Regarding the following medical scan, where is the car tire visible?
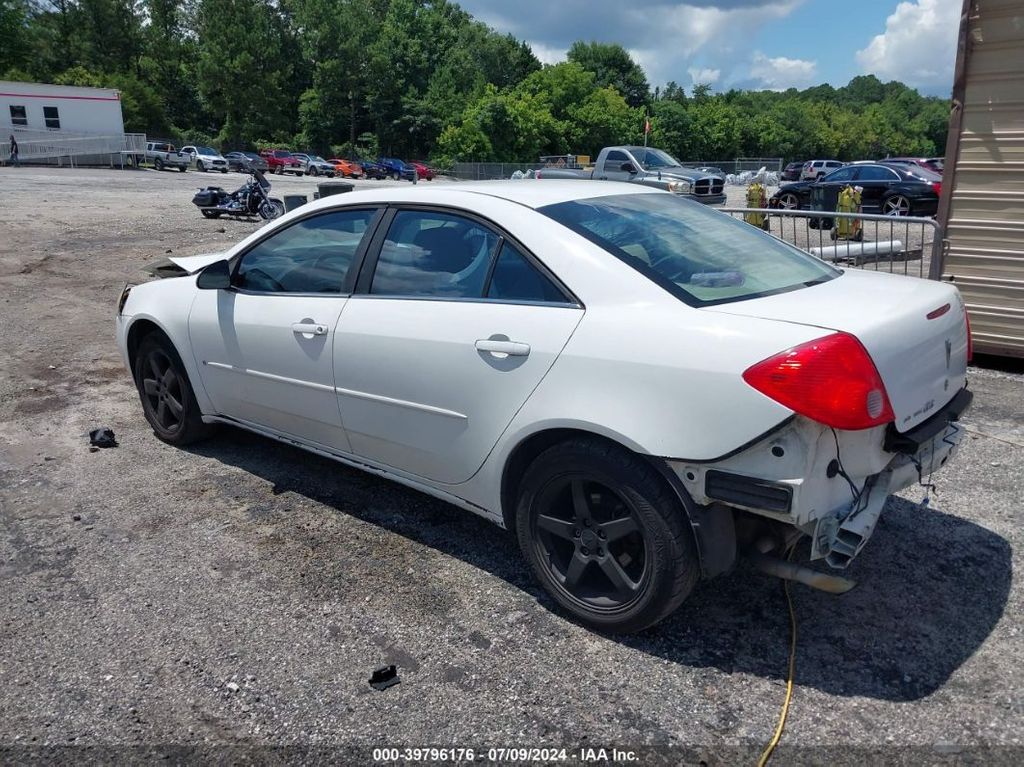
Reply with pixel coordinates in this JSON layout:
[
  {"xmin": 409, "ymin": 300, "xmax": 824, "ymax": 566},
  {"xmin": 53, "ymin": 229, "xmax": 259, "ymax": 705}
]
[
  {"xmin": 515, "ymin": 439, "xmax": 699, "ymax": 634},
  {"xmin": 178, "ymin": 165, "xmax": 186, "ymax": 173},
  {"xmin": 154, "ymin": 158, "xmax": 164, "ymax": 171},
  {"xmin": 883, "ymin": 194, "xmax": 911, "ymax": 216},
  {"xmin": 777, "ymin": 192, "xmax": 799, "ymax": 210},
  {"xmin": 133, "ymin": 333, "xmax": 215, "ymax": 446},
  {"xmin": 220, "ymin": 168, "xmax": 227, "ymax": 174}
]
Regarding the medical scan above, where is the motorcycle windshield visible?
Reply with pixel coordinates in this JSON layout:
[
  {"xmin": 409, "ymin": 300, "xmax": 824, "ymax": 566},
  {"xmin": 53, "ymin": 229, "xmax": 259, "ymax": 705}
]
[{"xmin": 253, "ymin": 168, "xmax": 270, "ymax": 189}]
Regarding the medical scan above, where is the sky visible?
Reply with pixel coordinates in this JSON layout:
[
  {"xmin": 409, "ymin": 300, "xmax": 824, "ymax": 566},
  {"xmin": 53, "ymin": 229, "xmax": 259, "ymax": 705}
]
[{"xmin": 457, "ymin": 0, "xmax": 962, "ymax": 97}]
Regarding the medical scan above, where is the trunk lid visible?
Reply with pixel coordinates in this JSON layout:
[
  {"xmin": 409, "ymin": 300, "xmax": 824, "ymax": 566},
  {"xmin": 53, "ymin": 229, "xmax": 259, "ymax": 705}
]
[{"xmin": 706, "ymin": 269, "xmax": 969, "ymax": 432}]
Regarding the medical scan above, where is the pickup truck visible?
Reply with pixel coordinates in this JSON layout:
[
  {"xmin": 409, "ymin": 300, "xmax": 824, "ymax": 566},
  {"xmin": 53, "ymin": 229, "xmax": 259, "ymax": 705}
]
[
  {"xmin": 145, "ymin": 142, "xmax": 189, "ymax": 172},
  {"xmin": 536, "ymin": 146, "xmax": 726, "ymax": 205},
  {"xmin": 260, "ymin": 149, "xmax": 303, "ymax": 176}
]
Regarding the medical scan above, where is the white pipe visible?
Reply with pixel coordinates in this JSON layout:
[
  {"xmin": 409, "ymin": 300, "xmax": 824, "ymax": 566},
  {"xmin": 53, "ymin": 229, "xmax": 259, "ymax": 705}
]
[{"xmin": 810, "ymin": 240, "xmax": 904, "ymax": 261}]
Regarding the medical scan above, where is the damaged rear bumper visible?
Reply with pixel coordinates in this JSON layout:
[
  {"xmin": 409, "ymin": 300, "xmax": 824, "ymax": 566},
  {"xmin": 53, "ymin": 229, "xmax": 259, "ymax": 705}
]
[{"xmin": 669, "ymin": 387, "xmax": 972, "ymax": 569}]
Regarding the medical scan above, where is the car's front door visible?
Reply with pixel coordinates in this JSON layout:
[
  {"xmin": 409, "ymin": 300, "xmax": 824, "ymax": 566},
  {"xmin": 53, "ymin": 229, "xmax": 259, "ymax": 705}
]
[
  {"xmin": 332, "ymin": 207, "xmax": 584, "ymax": 484},
  {"xmin": 853, "ymin": 165, "xmax": 902, "ymax": 212},
  {"xmin": 815, "ymin": 166, "xmax": 857, "ymax": 210},
  {"xmin": 597, "ymin": 150, "xmax": 634, "ymax": 181},
  {"xmin": 188, "ymin": 207, "xmax": 381, "ymax": 451}
]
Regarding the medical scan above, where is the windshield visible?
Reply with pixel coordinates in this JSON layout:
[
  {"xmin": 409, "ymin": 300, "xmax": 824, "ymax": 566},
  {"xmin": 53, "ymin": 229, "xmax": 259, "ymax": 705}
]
[
  {"xmin": 541, "ymin": 193, "xmax": 838, "ymax": 306},
  {"xmin": 243, "ymin": 152, "xmax": 260, "ymax": 160},
  {"xmin": 310, "ymin": 156, "xmax": 326, "ymax": 163},
  {"xmin": 197, "ymin": 146, "xmax": 218, "ymax": 155},
  {"xmin": 630, "ymin": 148, "xmax": 681, "ymax": 169}
]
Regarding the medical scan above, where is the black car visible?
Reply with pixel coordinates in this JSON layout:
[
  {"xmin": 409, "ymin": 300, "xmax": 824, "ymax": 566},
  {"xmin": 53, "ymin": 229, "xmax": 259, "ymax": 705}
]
[
  {"xmin": 769, "ymin": 162, "xmax": 942, "ymax": 218},
  {"xmin": 224, "ymin": 151, "xmax": 269, "ymax": 173},
  {"xmin": 780, "ymin": 161, "xmax": 804, "ymax": 181}
]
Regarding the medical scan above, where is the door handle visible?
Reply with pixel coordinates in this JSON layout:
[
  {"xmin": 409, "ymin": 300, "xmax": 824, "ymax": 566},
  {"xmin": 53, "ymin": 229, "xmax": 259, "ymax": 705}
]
[
  {"xmin": 292, "ymin": 322, "xmax": 329, "ymax": 336},
  {"xmin": 475, "ymin": 339, "xmax": 530, "ymax": 356}
]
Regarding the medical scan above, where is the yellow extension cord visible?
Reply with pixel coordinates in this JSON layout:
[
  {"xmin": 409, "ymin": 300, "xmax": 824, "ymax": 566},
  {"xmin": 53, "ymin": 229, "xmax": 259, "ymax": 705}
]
[{"xmin": 757, "ymin": 547, "xmax": 798, "ymax": 767}]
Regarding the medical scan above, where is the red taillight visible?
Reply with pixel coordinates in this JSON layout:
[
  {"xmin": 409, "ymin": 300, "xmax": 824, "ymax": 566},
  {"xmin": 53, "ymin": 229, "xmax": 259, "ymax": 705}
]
[
  {"xmin": 742, "ymin": 332, "xmax": 895, "ymax": 430},
  {"xmin": 931, "ymin": 181, "xmax": 942, "ymax": 195},
  {"xmin": 965, "ymin": 311, "xmax": 973, "ymax": 362}
]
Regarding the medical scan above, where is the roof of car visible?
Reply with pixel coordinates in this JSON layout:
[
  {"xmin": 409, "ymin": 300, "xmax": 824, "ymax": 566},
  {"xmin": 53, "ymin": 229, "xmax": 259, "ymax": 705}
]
[{"xmin": 303, "ymin": 180, "xmax": 661, "ymax": 213}]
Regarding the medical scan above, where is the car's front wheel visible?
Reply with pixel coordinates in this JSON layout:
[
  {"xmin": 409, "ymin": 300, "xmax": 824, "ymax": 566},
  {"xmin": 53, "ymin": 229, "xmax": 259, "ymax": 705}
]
[
  {"xmin": 133, "ymin": 333, "xmax": 214, "ymax": 446},
  {"xmin": 776, "ymin": 192, "xmax": 799, "ymax": 210},
  {"xmin": 515, "ymin": 439, "xmax": 699, "ymax": 633}
]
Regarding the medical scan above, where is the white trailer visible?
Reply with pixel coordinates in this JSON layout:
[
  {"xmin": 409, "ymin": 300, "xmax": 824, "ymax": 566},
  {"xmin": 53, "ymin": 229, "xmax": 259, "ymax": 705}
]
[{"xmin": 1, "ymin": 80, "xmax": 125, "ymax": 135}]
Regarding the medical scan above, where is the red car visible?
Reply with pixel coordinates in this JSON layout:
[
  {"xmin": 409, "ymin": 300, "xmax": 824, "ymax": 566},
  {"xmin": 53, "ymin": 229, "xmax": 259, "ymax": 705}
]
[
  {"xmin": 259, "ymin": 149, "xmax": 303, "ymax": 176},
  {"xmin": 408, "ymin": 161, "xmax": 435, "ymax": 181}
]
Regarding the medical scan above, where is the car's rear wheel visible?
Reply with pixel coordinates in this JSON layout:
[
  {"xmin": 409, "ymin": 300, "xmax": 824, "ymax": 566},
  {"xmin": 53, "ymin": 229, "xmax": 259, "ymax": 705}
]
[
  {"xmin": 154, "ymin": 158, "xmax": 164, "ymax": 171},
  {"xmin": 515, "ymin": 439, "xmax": 699, "ymax": 633},
  {"xmin": 178, "ymin": 165, "xmax": 186, "ymax": 173},
  {"xmin": 883, "ymin": 194, "xmax": 911, "ymax": 216},
  {"xmin": 197, "ymin": 160, "xmax": 205, "ymax": 172},
  {"xmin": 133, "ymin": 333, "xmax": 214, "ymax": 446}
]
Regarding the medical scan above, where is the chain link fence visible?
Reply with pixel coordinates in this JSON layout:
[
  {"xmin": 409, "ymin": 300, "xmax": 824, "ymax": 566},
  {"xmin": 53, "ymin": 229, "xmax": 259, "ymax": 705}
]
[{"xmin": 452, "ymin": 157, "xmax": 784, "ymax": 181}]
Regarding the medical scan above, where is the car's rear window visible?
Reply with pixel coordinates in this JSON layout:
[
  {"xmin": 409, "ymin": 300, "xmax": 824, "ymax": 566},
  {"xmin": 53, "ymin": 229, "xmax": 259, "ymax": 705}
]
[{"xmin": 540, "ymin": 193, "xmax": 838, "ymax": 306}]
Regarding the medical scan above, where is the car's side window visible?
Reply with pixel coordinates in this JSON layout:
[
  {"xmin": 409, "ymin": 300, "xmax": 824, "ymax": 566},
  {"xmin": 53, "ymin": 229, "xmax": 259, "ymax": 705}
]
[
  {"xmin": 823, "ymin": 167, "xmax": 855, "ymax": 183},
  {"xmin": 856, "ymin": 166, "xmax": 900, "ymax": 182},
  {"xmin": 235, "ymin": 209, "xmax": 378, "ymax": 294},
  {"xmin": 370, "ymin": 210, "xmax": 500, "ymax": 298},
  {"xmin": 486, "ymin": 242, "xmax": 567, "ymax": 303},
  {"xmin": 605, "ymin": 150, "xmax": 628, "ymax": 163}
]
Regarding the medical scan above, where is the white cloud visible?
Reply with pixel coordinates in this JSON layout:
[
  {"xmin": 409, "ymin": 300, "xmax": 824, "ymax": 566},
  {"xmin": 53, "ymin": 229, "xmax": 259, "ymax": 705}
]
[
  {"xmin": 750, "ymin": 51, "xmax": 817, "ymax": 90},
  {"xmin": 688, "ymin": 67, "xmax": 722, "ymax": 85},
  {"xmin": 855, "ymin": 0, "xmax": 960, "ymax": 91},
  {"xmin": 528, "ymin": 42, "xmax": 567, "ymax": 66},
  {"xmin": 461, "ymin": 0, "xmax": 806, "ymax": 88}
]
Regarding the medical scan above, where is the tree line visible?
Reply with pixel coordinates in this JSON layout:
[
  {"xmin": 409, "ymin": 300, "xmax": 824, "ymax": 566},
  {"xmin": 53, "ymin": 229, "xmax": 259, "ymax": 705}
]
[{"xmin": 1, "ymin": 0, "xmax": 951, "ymax": 165}]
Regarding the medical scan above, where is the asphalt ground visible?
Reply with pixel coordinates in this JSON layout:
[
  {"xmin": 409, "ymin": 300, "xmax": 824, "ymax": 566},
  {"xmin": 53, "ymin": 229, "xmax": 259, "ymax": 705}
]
[{"xmin": 0, "ymin": 167, "xmax": 1021, "ymax": 765}]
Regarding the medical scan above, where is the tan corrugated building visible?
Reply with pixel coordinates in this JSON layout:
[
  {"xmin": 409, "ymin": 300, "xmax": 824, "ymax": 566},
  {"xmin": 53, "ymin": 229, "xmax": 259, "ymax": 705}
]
[{"xmin": 933, "ymin": 0, "xmax": 1024, "ymax": 357}]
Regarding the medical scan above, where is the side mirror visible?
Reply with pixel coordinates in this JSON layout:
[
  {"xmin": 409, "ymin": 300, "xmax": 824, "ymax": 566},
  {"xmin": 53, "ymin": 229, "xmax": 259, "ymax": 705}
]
[
  {"xmin": 196, "ymin": 259, "xmax": 231, "ymax": 290},
  {"xmin": 621, "ymin": 162, "xmax": 637, "ymax": 174}
]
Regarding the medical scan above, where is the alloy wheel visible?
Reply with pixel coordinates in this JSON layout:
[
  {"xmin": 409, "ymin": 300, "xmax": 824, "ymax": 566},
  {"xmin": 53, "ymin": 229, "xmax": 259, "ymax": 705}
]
[
  {"xmin": 140, "ymin": 348, "xmax": 185, "ymax": 432},
  {"xmin": 532, "ymin": 476, "xmax": 649, "ymax": 612},
  {"xmin": 778, "ymin": 193, "xmax": 799, "ymax": 209},
  {"xmin": 884, "ymin": 195, "xmax": 911, "ymax": 216}
]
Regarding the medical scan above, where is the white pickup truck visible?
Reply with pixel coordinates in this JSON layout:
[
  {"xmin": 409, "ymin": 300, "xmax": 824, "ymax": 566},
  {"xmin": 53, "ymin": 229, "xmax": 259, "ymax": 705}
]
[
  {"xmin": 537, "ymin": 145, "xmax": 726, "ymax": 205},
  {"xmin": 145, "ymin": 142, "xmax": 189, "ymax": 172}
]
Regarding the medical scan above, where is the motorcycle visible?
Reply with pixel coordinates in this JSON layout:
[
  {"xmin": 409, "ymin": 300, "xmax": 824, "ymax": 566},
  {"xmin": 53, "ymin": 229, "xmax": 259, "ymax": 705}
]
[{"xmin": 191, "ymin": 169, "xmax": 285, "ymax": 220}]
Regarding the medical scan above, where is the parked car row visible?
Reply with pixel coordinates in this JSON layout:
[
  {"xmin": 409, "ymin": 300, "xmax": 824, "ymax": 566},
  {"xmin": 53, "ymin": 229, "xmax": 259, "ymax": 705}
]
[
  {"xmin": 146, "ymin": 142, "xmax": 441, "ymax": 181},
  {"xmin": 769, "ymin": 160, "xmax": 943, "ymax": 218},
  {"xmin": 780, "ymin": 156, "xmax": 945, "ymax": 183}
]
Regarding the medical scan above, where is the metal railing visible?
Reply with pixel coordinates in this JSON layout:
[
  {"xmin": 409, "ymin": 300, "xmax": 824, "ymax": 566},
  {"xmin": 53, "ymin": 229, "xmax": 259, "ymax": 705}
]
[
  {"xmin": 719, "ymin": 207, "xmax": 940, "ymax": 279},
  {"xmin": 1, "ymin": 130, "xmax": 147, "ymax": 167}
]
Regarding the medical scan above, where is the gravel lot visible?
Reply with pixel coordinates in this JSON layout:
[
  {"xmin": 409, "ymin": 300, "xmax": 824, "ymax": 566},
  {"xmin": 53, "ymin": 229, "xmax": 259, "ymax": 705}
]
[{"xmin": 0, "ymin": 167, "xmax": 1021, "ymax": 765}]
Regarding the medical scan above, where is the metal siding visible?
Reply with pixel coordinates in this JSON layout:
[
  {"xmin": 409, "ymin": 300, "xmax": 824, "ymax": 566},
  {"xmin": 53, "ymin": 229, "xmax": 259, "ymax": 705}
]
[{"xmin": 941, "ymin": 1, "xmax": 1024, "ymax": 356}]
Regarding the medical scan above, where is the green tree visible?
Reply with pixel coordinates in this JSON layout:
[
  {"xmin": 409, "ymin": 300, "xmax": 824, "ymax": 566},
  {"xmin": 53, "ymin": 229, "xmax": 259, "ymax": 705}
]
[
  {"xmin": 567, "ymin": 40, "xmax": 650, "ymax": 108},
  {"xmin": 196, "ymin": 0, "xmax": 293, "ymax": 147}
]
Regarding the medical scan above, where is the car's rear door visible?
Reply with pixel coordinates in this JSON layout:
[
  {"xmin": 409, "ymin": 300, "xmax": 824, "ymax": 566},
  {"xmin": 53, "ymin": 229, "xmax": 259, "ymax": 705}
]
[
  {"xmin": 332, "ymin": 206, "xmax": 584, "ymax": 484},
  {"xmin": 188, "ymin": 207, "xmax": 381, "ymax": 451}
]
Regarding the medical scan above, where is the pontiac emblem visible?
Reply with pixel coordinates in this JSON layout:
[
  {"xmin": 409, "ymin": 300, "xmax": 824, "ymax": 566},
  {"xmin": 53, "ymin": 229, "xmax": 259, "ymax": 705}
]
[{"xmin": 945, "ymin": 338, "xmax": 952, "ymax": 369}]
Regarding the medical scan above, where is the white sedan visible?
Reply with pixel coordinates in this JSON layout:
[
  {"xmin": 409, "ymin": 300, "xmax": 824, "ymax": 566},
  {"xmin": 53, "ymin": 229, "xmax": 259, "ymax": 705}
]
[{"xmin": 116, "ymin": 181, "xmax": 971, "ymax": 633}]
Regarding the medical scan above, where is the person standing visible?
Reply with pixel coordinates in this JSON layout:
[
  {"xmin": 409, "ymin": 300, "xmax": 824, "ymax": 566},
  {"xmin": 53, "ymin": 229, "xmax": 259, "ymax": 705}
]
[{"xmin": 8, "ymin": 134, "xmax": 18, "ymax": 167}]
